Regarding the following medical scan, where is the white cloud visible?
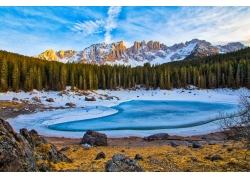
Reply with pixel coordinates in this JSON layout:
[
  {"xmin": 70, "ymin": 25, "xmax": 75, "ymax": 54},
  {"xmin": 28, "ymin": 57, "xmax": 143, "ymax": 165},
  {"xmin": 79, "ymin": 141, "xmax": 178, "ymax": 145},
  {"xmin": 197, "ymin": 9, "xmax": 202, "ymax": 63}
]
[
  {"xmin": 104, "ymin": 6, "xmax": 122, "ymax": 43},
  {"xmin": 71, "ymin": 20, "xmax": 105, "ymax": 35},
  {"xmin": 71, "ymin": 6, "xmax": 122, "ymax": 43},
  {"xmin": 116, "ymin": 7, "xmax": 250, "ymax": 47}
]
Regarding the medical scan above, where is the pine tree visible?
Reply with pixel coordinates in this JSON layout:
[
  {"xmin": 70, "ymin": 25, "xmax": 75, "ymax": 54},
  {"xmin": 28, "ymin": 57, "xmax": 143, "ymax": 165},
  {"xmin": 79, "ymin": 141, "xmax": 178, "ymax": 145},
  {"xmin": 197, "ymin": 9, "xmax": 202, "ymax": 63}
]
[
  {"xmin": 36, "ymin": 68, "xmax": 42, "ymax": 91},
  {"xmin": 222, "ymin": 73, "xmax": 226, "ymax": 88},
  {"xmin": 60, "ymin": 66, "xmax": 67, "ymax": 90},
  {"xmin": 70, "ymin": 71, "xmax": 75, "ymax": 90},
  {"xmin": 0, "ymin": 58, "xmax": 8, "ymax": 92},
  {"xmin": 12, "ymin": 63, "xmax": 20, "ymax": 91},
  {"xmin": 159, "ymin": 71, "xmax": 164, "ymax": 89},
  {"xmin": 101, "ymin": 70, "xmax": 106, "ymax": 90},
  {"xmin": 235, "ymin": 65, "xmax": 240, "ymax": 88}
]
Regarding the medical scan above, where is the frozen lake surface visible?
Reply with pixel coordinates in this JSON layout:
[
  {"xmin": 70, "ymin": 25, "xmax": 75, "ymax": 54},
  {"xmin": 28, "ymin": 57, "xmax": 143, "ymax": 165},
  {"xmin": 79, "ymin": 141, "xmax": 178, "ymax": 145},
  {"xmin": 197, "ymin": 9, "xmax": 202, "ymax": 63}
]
[
  {"xmin": 8, "ymin": 100, "xmax": 238, "ymax": 138},
  {"xmin": 49, "ymin": 100, "xmax": 237, "ymax": 137}
]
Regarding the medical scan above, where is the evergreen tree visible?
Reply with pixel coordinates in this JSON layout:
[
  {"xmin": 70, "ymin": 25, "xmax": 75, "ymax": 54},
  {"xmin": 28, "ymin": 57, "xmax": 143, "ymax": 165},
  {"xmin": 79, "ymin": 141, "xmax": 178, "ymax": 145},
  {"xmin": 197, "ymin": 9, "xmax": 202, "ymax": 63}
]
[
  {"xmin": 0, "ymin": 58, "xmax": 8, "ymax": 92},
  {"xmin": 12, "ymin": 63, "xmax": 20, "ymax": 91}
]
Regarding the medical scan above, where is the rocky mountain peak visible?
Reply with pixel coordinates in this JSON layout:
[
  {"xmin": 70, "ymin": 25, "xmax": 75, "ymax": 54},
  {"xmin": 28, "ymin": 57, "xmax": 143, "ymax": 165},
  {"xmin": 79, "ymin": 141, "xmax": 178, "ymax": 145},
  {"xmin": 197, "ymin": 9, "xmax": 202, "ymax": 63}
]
[{"xmin": 35, "ymin": 39, "xmax": 247, "ymax": 67}]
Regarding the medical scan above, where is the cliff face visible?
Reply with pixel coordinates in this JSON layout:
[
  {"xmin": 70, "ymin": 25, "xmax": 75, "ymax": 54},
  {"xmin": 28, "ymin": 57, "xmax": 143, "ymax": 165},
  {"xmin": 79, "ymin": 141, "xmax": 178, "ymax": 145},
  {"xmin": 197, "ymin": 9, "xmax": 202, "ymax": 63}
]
[
  {"xmin": 36, "ymin": 49, "xmax": 76, "ymax": 62},
  {"xmin": 0, "ymin": 118, "xmax": 71, "ymax": 172},
  {"xmin": 78, "ymin": 41, "xmax": 129, "ymax": 64},
  {"xmin": 35, "ymin": 39, "xmax": 246, "ymax": 66}
]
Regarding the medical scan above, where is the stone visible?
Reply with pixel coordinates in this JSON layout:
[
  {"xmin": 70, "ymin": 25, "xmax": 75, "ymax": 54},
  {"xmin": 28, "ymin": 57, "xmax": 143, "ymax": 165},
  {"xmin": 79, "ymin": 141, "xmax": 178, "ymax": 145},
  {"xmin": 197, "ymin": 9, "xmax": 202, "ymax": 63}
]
[
  {"xmin": 192, "ymin": 141, "xmax": 202, "ymax": 148},
  {"xmin": 80, "ymin": 130, "xmax": 107, "ymax": 146},
  {"xmin": 12, "ymin": 97, "xmax": 19, "ymax": 101},
  {"xmin": 46, "ymin": 98, "xmax": 54, "ymax": 102},
  {"xmin": 170, "ymin": 141, "xmax": 179, "ymax": 147},
  {"xmin": 60, "ymin": 146, "xmax": 70, "ymax": 151},
  {"xmin": 143, "ymin": 133, "xmax": 169, "ymax": 141},
  {"xmin": 211, "ymin": 154, "xmax": 222, "ymax": 161},
  {"xmin": 65, "ymin": 102, "xmax": 76, "ymax": 107},
  {"xmin": 32, "ymin": 96, "xmax": 41, "ymax": 103},
  {"xmin": 191, "ymin": 157, "xmax": 198, "ymax": 162},
  {"xmin": 95, "ymin": 152, "xmax": 106, "ymax": 160},
  {"xmin": 82, "ymin": 143, "xmax": 91, "ymax": 150},
  {"xmin": 85, "ymin": 96, "xmax": 96, "ymax": 101},
  {"xmin": 134, "ymin": 154, "xmax": 143, "ymax": 160},
  {"xmin": 105, "ymin": 154, "xmax": 143, "ymax": 172}
]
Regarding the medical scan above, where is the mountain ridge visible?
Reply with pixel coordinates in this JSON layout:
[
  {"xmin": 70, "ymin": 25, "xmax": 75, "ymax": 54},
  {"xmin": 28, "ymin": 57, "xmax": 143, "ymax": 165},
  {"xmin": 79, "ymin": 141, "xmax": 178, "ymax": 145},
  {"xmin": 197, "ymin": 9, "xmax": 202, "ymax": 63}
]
[{"xmin": 35, "ymin": 39, "xmax": 246, "ymax": 67}]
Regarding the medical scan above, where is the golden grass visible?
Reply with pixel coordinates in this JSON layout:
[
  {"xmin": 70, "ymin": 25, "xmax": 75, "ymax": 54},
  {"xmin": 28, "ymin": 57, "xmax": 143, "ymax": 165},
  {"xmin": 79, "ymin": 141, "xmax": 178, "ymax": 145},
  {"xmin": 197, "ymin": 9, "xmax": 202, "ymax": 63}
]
[
  {"xmin": 0, "ymin": 101, "xmax": 24, "ymax": 109},
  {"xmin": 53, "ymin": 141, "xmax": 250, "ymax": 172}
]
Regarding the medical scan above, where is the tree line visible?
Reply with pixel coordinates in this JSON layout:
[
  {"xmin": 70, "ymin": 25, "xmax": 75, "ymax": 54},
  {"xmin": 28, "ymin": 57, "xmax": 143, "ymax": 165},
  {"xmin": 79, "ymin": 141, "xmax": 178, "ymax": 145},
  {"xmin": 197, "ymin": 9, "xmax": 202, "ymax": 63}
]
[{"xmin": 0, "ymin": 47, "xmax": 250, "ymax": 92}]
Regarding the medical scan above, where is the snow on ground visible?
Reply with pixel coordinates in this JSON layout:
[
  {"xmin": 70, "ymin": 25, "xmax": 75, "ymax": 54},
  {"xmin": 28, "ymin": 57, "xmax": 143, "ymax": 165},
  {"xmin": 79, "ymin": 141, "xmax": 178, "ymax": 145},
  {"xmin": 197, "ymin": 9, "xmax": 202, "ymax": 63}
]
[{"xmin": 1, "ymin": 86, "xmax": 249, "ymax": 138}]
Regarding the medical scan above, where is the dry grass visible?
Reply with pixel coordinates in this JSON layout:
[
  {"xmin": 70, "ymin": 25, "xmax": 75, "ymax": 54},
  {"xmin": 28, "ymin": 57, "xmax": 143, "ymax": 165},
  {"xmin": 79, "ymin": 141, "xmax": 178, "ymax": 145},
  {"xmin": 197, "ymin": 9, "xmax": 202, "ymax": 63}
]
[
  {"xmin": 0, "ymin": 100, "xmax": 24, "ymax": 109},
  {"xmin": 52, "ymin": 141, "xmax": 250, "ymax": 172}
]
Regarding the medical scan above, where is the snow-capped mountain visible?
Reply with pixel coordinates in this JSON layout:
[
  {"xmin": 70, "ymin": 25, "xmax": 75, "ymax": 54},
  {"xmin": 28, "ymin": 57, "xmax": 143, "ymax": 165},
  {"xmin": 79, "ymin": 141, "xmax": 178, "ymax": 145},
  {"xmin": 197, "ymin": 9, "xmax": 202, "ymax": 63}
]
[{"xmin": 35, "ymin": 39, "xmax": 246, "ymax": 67}]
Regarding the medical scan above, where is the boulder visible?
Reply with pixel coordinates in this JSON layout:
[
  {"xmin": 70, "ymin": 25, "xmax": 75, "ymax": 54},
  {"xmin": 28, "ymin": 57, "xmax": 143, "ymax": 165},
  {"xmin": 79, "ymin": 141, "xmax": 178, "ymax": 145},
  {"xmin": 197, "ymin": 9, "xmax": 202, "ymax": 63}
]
[
  {"xmin": 134, "ymin": 154, "xmax": 143, "ymax": 160},
  {"xmin": 143, "ymin": 133, "xmax": 170, "ymax": 141},
  {"xmin": 85, "ymin": 96, "xmax": 96, "ymax": 101},
  {"xmin": 12, "ymin": 97, "xmax": 19, "ymax": 101},
  {"xmin": 105, "ymin": 154, "xmax": 143, "ymax": 172},
  {"xmin": 32, "ymin": 96, "xmax": 41, "ymax": 103},
  {"xmin": 170, "ymin": 141, "xmax": 179, "ymax": 147},
  {"xmin": 0, "ymin": 118, "xmax": 72, "ymax": 172},
  {"xmin": 80, "ymin": 130, "xmax": 107, "ymax": 146},
  {"xmin": 60, "ymin": 146, "xmax": 70, "ymax": 151},
  {"xmin": 65, "ymin": 102, "xmax": 76, "ymax": 107},
  {"xmin": 95, "ymin": 152, "xmax": 106, "ymax": 160},
  {"xmin": 46, "ymin": 98, "xmax": 54, "ymax": 102},
  {"xmin": 211, "ymin": 154, "xmax": 222, "ymax": 161},
  {"xmin": 192, "ymin": 141, "xmax": 202, "ymax": 148}
]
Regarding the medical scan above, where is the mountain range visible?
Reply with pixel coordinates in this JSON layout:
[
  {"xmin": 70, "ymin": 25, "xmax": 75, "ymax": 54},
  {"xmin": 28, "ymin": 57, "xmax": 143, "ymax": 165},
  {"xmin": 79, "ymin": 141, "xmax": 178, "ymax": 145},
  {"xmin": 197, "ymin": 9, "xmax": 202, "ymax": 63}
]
[{"xmin": 35, "ymin": 39, "xmax": 246, "ymax": 67}]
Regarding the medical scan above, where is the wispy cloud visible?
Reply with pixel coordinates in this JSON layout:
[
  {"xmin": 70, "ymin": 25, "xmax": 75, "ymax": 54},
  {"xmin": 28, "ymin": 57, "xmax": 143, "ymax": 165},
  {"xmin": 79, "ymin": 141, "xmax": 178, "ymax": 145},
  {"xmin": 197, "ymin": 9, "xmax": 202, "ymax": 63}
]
[
  {"xmin": 115, "ymin": 7, "xmax": 250, "ymax": 46},
  {"xmin": 1, "ymin": 6, "xmax": 250, "ymax": 57},
  {"xmin": 71, "ymin": 6, "xmax": 122, "ymax": 43},
  {"xmin": 71, "ymin": 20, "xmax": 105, "ymax": 35},
  {"xmin": 104, "ymin": 6, "xmax": 122, "ymax": 43}
]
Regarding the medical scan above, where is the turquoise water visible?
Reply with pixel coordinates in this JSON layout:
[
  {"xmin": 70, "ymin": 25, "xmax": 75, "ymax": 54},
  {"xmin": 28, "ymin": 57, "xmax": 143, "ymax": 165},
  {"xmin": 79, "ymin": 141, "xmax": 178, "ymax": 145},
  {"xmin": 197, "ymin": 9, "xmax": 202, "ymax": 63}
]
[{"xmin": 48, "ymin": 100, "xmax": 237, "ymax": 132}]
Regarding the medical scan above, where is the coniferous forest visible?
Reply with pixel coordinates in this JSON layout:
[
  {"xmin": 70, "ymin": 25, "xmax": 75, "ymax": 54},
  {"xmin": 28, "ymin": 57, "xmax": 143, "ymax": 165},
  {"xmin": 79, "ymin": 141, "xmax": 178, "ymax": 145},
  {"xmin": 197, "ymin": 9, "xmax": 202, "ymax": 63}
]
[{"xmin": 0, "ymin": 47, "xmax": 250, "ymax": 92}]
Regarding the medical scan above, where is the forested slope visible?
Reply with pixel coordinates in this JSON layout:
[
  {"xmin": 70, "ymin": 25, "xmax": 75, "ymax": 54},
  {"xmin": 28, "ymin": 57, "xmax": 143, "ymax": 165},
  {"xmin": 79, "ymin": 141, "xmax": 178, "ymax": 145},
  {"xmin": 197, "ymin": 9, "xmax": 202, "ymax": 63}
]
[{"xmin": 0, "ymin": 47, "xmax": 250, "ymax": 92}]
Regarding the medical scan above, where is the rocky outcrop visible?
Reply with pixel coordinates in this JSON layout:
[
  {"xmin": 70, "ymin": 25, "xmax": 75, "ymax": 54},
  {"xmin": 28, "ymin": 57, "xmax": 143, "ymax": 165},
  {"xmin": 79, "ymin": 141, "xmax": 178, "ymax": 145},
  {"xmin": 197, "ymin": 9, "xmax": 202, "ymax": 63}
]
[
  {"xmin": 80, "ymin": 130, "xmax": 107, "ymax": 146},
  {"xmin": 56, "ymin": 50, "xmax": 76, "ymax": 59},
  {"xmin": 143, "ymin": 133, "xmax": 170, "ymax": 141},
  {"xmin": 36, "ymin": 49, "xmax": 76, "ymax": 61},
  {"xmin": 37, "ymin": 49, "xmax": 59, "ymax": 61},
  {"xmin": 104, "ymin": 41, "xmax": 127, "ymax": 62},
  {"xmin": 0, "ymin": 118, "xmax": 72, "ymax": 172},
  {"xmin": 105, "ymin": 154, "xmax": 143, "ymax": 172},
  {"xmin": 216, "ymin": 42, "xmax": 245, "ymax": 53},
  {"xmin": 36, "ymin": 39, "xmax": 246, "ymax": 66}
]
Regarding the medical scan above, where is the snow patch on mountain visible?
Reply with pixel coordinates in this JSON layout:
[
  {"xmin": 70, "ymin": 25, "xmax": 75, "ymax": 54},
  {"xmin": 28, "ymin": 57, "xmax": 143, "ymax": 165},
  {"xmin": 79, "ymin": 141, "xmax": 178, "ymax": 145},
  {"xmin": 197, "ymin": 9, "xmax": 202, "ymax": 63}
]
[{"xmin": 36, "ymin": 39, "xmax": 246, "ymax": 67}]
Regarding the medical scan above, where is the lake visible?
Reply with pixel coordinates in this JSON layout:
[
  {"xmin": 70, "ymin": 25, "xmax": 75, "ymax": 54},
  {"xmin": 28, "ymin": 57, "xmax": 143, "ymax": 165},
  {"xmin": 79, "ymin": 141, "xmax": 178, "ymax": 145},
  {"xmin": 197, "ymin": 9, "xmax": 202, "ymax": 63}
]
[{"xmin": 47, "ymin": 100, "xmax": 238, "ymax": 136}]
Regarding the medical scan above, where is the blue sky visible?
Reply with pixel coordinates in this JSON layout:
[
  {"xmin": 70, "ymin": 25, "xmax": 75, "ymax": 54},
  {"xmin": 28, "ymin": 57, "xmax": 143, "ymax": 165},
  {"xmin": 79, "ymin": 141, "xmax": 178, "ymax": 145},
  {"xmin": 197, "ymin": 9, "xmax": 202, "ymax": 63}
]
[{"xmin": 0, "ymin": 5, "xmax": 250, "ymax": 56}]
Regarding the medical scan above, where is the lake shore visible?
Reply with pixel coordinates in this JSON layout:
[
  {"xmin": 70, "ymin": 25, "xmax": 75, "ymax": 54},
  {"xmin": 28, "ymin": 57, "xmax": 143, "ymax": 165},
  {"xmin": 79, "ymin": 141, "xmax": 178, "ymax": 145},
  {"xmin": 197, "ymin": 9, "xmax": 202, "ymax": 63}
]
[{"xmin": 1, "ymin": 87, "xmax": 248, "ymax": 139}]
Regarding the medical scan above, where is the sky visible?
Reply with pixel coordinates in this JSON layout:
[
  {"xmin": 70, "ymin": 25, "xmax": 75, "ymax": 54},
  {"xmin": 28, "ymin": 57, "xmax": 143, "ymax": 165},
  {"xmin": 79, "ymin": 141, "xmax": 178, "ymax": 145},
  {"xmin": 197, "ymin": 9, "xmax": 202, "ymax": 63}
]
[{"xmin": 0, "ymin": 1, "xmax": 250, "ymax": 56}]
